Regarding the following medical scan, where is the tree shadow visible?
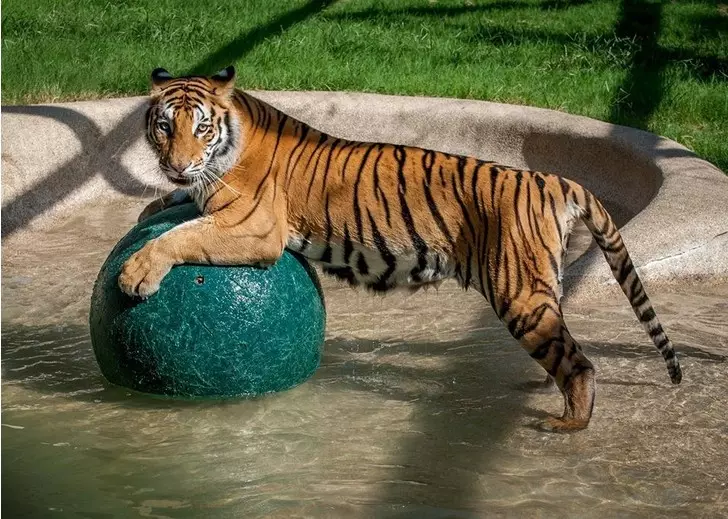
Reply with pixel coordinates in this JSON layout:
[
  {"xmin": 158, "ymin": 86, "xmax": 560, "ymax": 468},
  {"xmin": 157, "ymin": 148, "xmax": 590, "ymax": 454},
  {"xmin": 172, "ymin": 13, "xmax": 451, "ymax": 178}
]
[
  {"xmin": 608, "ymin": 0, "xmax": 664, "ymax": 128},
  {"xmin": 686, "ymin": 5, "xmax": 728, "ymax": 44},
  {"xmin": 328, "ymin": 0, "xmax": 594, "ymax": 21},
  {"xmin": 325, "ymin": 0, "xmax": 725, "ymax": 110},
  {"xmin": 1, "ymin": 104, "xmax": 149, "ymax": 236},
  {"xmin": 187, "ymin": 0, "xmax": 336, "ymax": 76},
  {"xmin": 1, "ymin": 0, "xmax": 335, "ymax": 237}
]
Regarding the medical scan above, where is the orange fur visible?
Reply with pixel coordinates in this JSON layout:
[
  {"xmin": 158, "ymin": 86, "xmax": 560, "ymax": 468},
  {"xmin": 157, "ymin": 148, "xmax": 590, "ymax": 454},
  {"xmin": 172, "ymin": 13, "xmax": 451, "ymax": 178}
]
[{"xmin": 119, "ymin": 68, "xmax": 682, "ymax": 432}]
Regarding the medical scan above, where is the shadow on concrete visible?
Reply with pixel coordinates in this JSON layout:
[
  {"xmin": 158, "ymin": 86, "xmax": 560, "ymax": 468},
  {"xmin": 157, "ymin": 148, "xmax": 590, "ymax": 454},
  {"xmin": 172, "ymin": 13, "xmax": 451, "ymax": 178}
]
[
  {"xmin": 521, "ymin": 130, "xmax": 662, "ymax": 226},
  {"xmin": 1, "ymin": 104, "xmax": 149, "ymax": 236}
]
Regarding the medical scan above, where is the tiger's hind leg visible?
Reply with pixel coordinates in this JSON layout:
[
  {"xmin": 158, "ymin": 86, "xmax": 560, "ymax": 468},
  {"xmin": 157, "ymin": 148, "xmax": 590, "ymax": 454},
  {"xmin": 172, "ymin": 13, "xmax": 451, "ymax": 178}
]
[{"xmin": 500, "ymin": 294, "xmax": 596, "ymax": 432}]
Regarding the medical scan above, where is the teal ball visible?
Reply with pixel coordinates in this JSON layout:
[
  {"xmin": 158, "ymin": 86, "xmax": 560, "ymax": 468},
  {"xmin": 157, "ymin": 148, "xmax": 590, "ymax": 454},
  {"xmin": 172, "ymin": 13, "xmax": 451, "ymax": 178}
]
[{"xmin": 89, "ymin": 203, "xmax": 326, "ymax": 398}]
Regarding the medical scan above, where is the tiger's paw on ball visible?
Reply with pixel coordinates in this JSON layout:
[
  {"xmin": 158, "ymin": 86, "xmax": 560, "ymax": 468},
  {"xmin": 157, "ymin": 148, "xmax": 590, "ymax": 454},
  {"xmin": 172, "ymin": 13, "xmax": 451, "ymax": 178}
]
[{"xmin": 118, "ymin": 242, "xmax": 173, "ymax": 298}]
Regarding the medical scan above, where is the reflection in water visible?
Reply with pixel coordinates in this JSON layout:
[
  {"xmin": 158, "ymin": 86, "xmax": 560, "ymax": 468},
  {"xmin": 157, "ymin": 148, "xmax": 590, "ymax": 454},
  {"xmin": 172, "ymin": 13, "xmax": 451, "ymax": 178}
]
[{"xmin": 2, "ymin": 202, "xmax": 727, "ymax": 517}]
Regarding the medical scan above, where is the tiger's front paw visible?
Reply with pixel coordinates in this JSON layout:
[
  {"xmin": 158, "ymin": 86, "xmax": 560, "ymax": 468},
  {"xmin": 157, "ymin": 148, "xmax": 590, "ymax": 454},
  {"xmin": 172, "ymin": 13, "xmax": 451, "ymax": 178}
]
[{"xmin": 118, "ymin": 241, "xmax": 174, "ymax": 298}]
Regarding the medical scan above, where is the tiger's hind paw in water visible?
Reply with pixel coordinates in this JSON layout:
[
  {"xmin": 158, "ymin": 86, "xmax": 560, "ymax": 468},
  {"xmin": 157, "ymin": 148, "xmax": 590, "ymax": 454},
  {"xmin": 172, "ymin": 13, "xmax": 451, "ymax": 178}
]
[{"xmin": 540, "ymin": 416, "xmax": 590, "ymax": 433}]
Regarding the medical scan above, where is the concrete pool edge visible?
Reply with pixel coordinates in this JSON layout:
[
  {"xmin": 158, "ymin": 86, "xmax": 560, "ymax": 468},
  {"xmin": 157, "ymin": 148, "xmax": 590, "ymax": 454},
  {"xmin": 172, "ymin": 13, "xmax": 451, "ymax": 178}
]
[{"xmin": 2, "ymin": 92, "xmax": 728, "ymax": 301}]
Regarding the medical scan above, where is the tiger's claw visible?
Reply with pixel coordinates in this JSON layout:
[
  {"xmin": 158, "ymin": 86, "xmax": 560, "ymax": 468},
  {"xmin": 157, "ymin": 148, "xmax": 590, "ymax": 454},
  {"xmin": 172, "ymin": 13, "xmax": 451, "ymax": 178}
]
[{"xmin": 118, "ymin": 241, "xmax": 173, "ymax": 298}]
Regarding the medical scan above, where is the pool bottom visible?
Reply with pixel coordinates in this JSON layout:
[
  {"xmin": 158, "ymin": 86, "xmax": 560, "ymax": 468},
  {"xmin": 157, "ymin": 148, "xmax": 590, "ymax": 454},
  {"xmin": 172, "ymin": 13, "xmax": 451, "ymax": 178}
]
[{"xmin": 2, "ymin": 200, "xmax": 727, "ymax": 518}]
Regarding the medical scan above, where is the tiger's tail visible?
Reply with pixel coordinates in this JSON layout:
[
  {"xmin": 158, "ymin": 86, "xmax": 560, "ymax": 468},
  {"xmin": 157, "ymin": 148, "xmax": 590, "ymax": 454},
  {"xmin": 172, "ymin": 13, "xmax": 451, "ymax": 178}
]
[{"xmin": 572, "ymin": 183, "xmax": 682, "ymax": 384}]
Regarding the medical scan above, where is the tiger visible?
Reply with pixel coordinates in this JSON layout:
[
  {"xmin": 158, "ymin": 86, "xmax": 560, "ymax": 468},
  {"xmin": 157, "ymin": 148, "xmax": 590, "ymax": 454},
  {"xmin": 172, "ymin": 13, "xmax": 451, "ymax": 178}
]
[{"xmin": 119, "ymin": 66, "xmax": 682, "ymax": 432}]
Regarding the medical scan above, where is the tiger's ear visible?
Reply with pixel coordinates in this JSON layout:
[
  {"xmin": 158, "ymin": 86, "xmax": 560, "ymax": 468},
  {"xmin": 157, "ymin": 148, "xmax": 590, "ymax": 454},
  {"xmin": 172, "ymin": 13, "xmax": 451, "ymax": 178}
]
[
  {"xmin": 210, "ymin": 66, "xmax": 236, "ymax": 97},
  {"xmin": 150, "ymin": 68, "xmax": 173, "ymax": 95}
]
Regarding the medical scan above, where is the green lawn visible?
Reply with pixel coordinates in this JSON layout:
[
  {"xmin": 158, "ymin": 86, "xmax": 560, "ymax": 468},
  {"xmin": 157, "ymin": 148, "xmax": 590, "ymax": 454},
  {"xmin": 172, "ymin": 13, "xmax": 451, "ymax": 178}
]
[{"xmin": 2, "ymin": 0, "xmax": 727, "ymax": 171}]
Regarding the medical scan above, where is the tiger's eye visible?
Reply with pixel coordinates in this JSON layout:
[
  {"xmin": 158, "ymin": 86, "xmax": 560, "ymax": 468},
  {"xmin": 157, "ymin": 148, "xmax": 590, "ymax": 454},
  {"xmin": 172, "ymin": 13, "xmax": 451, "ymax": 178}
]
[
  {"xmin": 157, "ymin": 120, "xmax": 171, "ymax": 134},
  {"xmin": 196, "ymin": 123, "xmax": 210, "ymax": 135}
]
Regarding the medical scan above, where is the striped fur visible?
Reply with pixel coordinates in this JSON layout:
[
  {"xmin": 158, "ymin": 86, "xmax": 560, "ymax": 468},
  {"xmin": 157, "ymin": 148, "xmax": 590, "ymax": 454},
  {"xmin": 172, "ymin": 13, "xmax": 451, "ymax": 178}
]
[{"xmin": 120, "ymin": 67, "xmax": 682, "ymax": 432}]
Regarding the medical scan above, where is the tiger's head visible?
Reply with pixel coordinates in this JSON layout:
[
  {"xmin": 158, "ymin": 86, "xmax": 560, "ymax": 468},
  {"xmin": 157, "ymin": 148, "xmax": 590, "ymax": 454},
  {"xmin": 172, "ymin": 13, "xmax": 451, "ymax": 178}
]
[{"xmin": 146, "ymin": 66, "xmax": 241, "ymax": 189}]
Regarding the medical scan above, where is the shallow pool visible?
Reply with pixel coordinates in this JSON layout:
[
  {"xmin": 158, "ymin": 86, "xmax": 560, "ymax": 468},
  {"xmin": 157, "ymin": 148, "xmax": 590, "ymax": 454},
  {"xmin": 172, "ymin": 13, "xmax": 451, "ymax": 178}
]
[{"xmin": 2, "ymin": 201, "xmax": 727, "ymax": 518}]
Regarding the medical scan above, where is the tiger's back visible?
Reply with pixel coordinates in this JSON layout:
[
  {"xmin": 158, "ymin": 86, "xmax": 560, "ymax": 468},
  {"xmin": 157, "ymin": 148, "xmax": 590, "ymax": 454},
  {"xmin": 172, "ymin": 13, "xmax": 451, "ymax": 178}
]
[{"xmin": 264, "ymin": 112, "xmax": 582, "ymax": 303}]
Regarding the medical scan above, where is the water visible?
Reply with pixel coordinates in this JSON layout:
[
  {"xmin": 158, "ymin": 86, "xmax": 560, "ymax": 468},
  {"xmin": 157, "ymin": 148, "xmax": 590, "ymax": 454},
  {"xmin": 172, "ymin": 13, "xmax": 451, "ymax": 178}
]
[{"xmin": 2, "ymin": 201, "xmax": 727, "ymax": 518}]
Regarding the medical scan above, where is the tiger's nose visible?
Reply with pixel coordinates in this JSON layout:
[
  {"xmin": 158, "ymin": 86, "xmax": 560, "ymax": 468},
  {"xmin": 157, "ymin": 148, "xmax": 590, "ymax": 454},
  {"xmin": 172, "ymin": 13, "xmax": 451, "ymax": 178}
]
[{"xmin": 167, "ymin": 161, "xmax": 189, "ymax": 175}]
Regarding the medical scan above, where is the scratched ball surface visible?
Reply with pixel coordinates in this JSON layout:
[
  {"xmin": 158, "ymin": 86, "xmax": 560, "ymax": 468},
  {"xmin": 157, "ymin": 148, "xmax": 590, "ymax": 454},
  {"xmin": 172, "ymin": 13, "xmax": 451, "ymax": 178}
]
[{"xmin": 89, "ymin": 203, "xmax": 326, "ymax": 398}]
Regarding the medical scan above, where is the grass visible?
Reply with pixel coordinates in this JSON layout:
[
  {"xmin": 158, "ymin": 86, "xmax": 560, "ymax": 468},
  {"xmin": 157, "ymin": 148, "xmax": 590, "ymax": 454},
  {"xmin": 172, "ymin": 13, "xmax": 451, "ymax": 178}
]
[{"xmin": 2, "ymin": 0, "xmax": 727, "ymax": 170}]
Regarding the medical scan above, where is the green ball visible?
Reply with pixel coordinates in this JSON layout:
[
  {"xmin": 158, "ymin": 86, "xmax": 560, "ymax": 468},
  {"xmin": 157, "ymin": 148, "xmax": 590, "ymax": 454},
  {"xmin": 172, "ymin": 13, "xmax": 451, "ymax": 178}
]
[{"xmin": 89, "ymin": 203, "xmax": 326, "ymax": 398}]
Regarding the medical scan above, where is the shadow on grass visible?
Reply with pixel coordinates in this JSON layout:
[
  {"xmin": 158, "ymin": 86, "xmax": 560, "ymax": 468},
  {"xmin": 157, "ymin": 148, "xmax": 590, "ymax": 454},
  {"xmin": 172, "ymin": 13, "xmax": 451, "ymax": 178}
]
[
  {"xmin": 187, "ymin": 0, "xmax": 336, "ymax": 76},
  {"xmin": 331, "ymin": 0, "xmax": 593, "ymax": 20},
  {"xmin": 609, "ymin": 0, "xmax": 664, "ymax": 128},
  {"xmin": 324, "ymin": 0, "xmax": 726, "ymax": 95}
]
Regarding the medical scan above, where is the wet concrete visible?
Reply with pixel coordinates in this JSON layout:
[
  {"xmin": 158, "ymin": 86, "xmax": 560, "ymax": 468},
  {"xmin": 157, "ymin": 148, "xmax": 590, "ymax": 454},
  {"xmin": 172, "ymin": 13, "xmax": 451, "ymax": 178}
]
[{"xmin": 2, "ymin": 201, "xmax": 727, "ymax": 518}]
